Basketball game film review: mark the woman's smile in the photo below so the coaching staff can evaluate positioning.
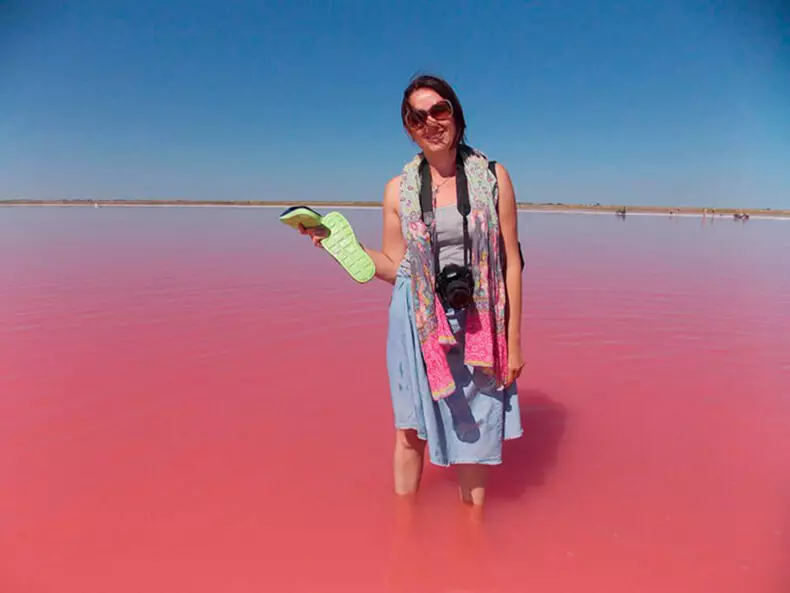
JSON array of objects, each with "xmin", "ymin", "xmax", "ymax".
[{"xmin": 425, "ymin": 129, "xmax": 446, "ymax": 145}]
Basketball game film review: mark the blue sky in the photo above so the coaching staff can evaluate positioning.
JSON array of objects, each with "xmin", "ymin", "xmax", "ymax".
[{"xmin": 2, "ymin": 0, "xmax": 789, "ymax": 208}]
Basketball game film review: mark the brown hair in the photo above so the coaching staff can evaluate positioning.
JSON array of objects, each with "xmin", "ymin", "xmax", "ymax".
[{"xmin": 401, "ymin": 74, "xmax": 468, "ymax": 147}]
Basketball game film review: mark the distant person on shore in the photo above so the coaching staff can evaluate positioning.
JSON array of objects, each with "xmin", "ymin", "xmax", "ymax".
[{"xmin": 300, "ymin": 74, "xmax": 524, "ymax": 511}]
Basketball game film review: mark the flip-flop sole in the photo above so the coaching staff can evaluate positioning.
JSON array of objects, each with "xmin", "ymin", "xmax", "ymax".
[
  {"xmin": 319, "ymin": 212, "xmax": 375, "ymax": 284},
  {"xmin": 279, "ymin": 206, "xmax": 324, "ymax": 230}
]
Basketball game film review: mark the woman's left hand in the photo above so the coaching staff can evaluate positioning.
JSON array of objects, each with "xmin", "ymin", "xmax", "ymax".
[{"xmin": 506, "ymin": 345, "xmax": 525, "ymax": 386}]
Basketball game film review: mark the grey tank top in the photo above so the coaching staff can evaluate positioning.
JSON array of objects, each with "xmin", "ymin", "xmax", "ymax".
[{"xmin": 399, "ymin": 204, "xmax": 466, "ymax": 272}]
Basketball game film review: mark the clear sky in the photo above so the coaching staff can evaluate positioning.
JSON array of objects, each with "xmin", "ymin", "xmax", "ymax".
[{"xmin": 2, "ymin": 0, "xmax": 789, "ymax": 208}]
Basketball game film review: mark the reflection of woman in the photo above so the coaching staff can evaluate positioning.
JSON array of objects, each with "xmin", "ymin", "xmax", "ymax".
[{"xmin": 302, "ymin": 74, "xmax": 524, "ymax": 509}]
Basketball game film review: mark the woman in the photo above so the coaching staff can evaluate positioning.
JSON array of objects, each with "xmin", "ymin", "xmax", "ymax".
[{"xmin": 302, "ymin": 74, "xmax": 524, "ymax": 508}]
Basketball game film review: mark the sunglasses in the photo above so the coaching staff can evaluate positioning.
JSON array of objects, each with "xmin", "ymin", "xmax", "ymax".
[{"xmin": 405, "ymin": 99, "xmax": 454, "ymax": 129}]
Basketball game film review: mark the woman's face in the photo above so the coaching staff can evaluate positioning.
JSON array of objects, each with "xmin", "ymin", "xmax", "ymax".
[{"xmin": 405, "ymin": 87, "xmax": 457, "ymax": 155}]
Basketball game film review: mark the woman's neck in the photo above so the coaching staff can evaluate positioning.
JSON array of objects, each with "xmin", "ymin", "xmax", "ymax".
[{"xmin": 425, "ymin": 147, "xmax": 457, "ymax": 179}]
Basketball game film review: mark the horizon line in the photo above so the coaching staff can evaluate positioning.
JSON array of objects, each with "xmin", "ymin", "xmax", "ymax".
[{"xmin": 1, "ymin": 198, "xmax": 787, "ymax": 217}]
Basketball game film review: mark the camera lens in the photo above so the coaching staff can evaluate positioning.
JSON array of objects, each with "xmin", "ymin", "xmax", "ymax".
[
  {"xmin": 449, "ymin": 292, "xmax": 469, "ymax": 309},
  {"xmin": 446, "ymin": 281, "xmax": 471, "ymax": 309},
  {"xmin": 437, "ymin": 265, "xmax": 474, "ymax": 310}
]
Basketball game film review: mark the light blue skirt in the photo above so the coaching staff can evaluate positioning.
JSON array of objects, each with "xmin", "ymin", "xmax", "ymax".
[{"xmin": 386, "ymin": 268, "xmax": 523, "ymax": 467}]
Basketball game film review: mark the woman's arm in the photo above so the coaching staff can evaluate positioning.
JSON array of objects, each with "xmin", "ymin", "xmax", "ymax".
[
  {"xmin": 300, "ymin": 176, "xmax": 404, "ymax": 285},
  {"xmin": 495, "ymin": 163, "xmax": 525, "ymax": 386}
]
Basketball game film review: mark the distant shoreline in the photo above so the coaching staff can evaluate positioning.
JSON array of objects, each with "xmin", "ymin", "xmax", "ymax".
[{"xmin": 1, "ymin": 199, "xmax": 787, "ymax": 218}]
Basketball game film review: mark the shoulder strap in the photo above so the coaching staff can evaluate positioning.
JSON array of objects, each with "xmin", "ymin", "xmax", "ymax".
[
  {"xmin": 418, "ymin": 158, "xmax": 433, "ymax": 224},
  {"xmin": 417, "ymin": 152, "xmax": 473, "ymax": 269},
  {"xmin": 418, "ymin": 153, "xmax": 471, "ymax": 222}
]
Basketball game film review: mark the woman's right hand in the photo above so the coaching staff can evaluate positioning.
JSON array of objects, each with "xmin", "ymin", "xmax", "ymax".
[{"xmin": 298, "ymin": 223, "xmax": 329, "ymax": 248}]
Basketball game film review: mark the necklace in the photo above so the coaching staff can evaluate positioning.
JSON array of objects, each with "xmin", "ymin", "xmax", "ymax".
[{"xmin": 431, "ymin": 173, "xmax": 452, "ymax": 197}]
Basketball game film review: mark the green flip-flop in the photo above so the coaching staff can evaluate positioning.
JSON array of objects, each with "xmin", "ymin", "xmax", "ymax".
[
  {"xmin": 319, "ymin": 211, "xmax": 376, "ymax": 284},
  {"xmin": 279, "ymin": 206, "xmax": 325, "ymax": 230}
]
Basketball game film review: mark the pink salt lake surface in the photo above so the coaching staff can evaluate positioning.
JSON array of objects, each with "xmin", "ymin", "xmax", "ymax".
[{"xmin": 2, "ymin": 205, "xmax": 789, "ymax": 593}]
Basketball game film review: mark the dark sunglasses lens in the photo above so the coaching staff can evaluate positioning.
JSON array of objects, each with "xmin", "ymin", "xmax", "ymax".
[
  {"xmin": 406, "ymin": 109, "xmax": 427, "ymax": 127},
  {"xmin": 430, "ymin": 101, "xmax": 452, "ymax": 120}
]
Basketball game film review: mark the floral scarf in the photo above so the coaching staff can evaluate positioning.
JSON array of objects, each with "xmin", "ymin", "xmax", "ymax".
[{"xmin": 399, "ymin": 145, "xmax": 509, "ymax": 400}]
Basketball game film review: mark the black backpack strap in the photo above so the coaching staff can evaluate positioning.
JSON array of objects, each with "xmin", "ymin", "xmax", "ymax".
[{"xmin": 488, "ymin": 159, "xmax": 525, "ymax": 271}]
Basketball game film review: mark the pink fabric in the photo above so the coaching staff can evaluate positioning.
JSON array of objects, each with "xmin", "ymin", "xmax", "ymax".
[{"xmin": 399, "ymin": 147, "xmax": 509, "ymax": 400}]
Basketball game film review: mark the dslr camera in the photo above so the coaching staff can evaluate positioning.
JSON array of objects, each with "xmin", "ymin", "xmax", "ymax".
[{"xmin": 435, "ymin": 264, "xmax": 474, "ymax": 310}]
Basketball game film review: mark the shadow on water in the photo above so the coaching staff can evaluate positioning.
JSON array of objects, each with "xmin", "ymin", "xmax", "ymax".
[{"xmin": 487, "ymin": 389, "xmax": 568, "ymax": 500}]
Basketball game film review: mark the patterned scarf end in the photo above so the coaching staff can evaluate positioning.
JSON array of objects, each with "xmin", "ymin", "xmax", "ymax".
[
  {"xmin": 466, "ymin": 362, "xmax": 509, "ymax": 389},
  {"xmin": 430, "ymin": 382, "xmax": 456, "ymax": 401},
  {"xmin": 437, "ymin": 335, "xmax": 456, "ymax": 346},
  {"xmin": 464, "ymin": 358, "xmax": 494, "ymax": 369}
]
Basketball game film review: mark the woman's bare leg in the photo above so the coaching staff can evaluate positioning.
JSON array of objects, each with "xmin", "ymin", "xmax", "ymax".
[
  {"xmin": 456, "ymin": 463, "xmax": 488, "ymax": 507},
  {"xmin": 393, "ymin": 429, "xmax": 426, "ymax": 495}
]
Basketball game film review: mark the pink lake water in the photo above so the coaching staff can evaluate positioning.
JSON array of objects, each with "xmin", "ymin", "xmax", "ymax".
[{"xmin": 1, "ymin": 206, "xmax": 789, "ymax": 593}]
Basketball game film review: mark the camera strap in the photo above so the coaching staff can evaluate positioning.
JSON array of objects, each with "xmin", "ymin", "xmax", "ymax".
[{"xmin": 418, "ymin": 151, "xmax": 471, "ymax": 272}]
